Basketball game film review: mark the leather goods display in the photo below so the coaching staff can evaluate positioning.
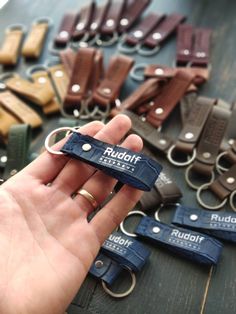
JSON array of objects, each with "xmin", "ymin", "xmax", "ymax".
[
  {"xmin": 59, "ymin": 131, "xmax": 162, "ymax": 191},
  {"xmin": 135, "ymin": 216, "xmax": 223, "ymax": 265},
  {"xmin": 172, "ymin": 204, "xmax": 236, "ymax": 243}
]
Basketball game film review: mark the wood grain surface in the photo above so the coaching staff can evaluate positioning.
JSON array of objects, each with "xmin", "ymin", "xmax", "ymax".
[{"xmin": 0, "ymin": 1, "xmax": 235, "ymax": 313}]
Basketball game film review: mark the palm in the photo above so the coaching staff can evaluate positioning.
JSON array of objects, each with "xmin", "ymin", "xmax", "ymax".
[{"xmin": 0, "ymin": 115, "xmax": 143, "ymax": 314}]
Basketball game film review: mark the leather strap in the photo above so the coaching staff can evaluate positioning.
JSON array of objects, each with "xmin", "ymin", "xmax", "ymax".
[
  {"xmin": 174, "ymin": 97, "xmax": 214, "ymax": 154},
  {"xmin": 224, "ymin": 141, "xmax": 236, "ymax": 164},
  {"xmin": 123, "ymin": 110, "xmax": 173, "ymax": 154},
  {"xmin": 100, "ymin": 0, "xmax": 125, "ymax": 35},
  {"xmin": 176, "ymin": 24, "xmax": 193, "ymax": 65},
  {"xmin": 191, "ymin": 28, "xmax": 212, "ymax": 67},
  {"xmin": 146, "ymin": 71, "xmax": 194, "ymax": 128},
  {"xmin": 30, "ymin": 70, "xmax": 61, "ymax": 114},
  {"xmin": 209, "ymin": 164, "xmax": 236, "ymax": 200},
  {"xmin": 54, "ymin": 12, "xmax": 79, "ymax": 46},
  {"xmin": 221, "ymin": 101, "xmax": 236, "ymax": 151},
  {"xmin": 143, "ymin": 14, "xmax": 185, "ymax": 48},
  {"xmin": 173, "ymin": 204, "xmax": 236, "ymax": 243},
  {"xmin": 22, "ymin": 22, "xmax": 49, "ymax": 58},
  {"xmin": 48, "ymin": 64, "xmax": 69, "ymax": 102},
  {"xmin": 88, "ymin": 49, "xmax": 104, "ymax": 93},
  {"xmin": 63, "ymin": 48, "xmax": 96, "ymax": 111},
  {"xmin": 61, "ymin": 132, "xmax": 162, "ymax": 191},
  {"xmin": 125, "ymin": 13, "xmax": 164, "ymax": 46},
  {"xmin": 192, "ymin": 101, "xmax": 231, "ymax": 176},
  {"xmin": 0, "ymin": 28, "xmax": 24, "ymax": 65},
  {"xmin": 92, "ymin": 54, "xmax": 134, "ymax": 107},
  {"xmin": 0, "ymin": 91, "xmax": 42, "ymax": 128},
  {"xmin": 118, "ymin": 0, "xmax": 151, "ymax": 33},
  {"xmin": 88, "ymin": 0, "xmax": 110, "ymax": 36},
  {"xmin": 135, "ymin": 216, "xmax": 222, "ymax": 265},
  {"xmin": 144, "ymin": 64, "xmax": 209, "ymax": 85},
  {"xmin": 3, "ymin": 124, "xmax": 31, "ymax": 180},
  {"xmin": 72, "ymin": 1, "xmax": 95, "ymax": 40},
  {"xmin": 6, "ymin": 75, "xmax": 54, "ymax": 106},
  {"xmin": 110, "ymin": 78, "xmax": 161, "ymax": 117},
  {"xmin": 59, "ymin": 48, "xmax": 76, "ymax": 77}
]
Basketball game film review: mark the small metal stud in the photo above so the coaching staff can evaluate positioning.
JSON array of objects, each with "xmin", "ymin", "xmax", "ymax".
[
  {"xmin": 55, "ymin": 70, "xmax": 63, "ymax": 78},
  {"xmin": 153, "ymin": 226, "xmax": 161, "ymax": 234},
  {"xmin": 133, "ymin": 30, "xmax": 143, "ymax": 38},
  {"xmin": 120, "ymin": 18, "xmax": 129, "ymax": 26},
  {"xmin": 82, "ymin": 144, "xmax": 92, "ymax": 152},
  {"xmin": 76, "ymin": 22, "xmax": 85, "ymax": 31},
  {"xmin": 154, "ymin": 68, "xmax": 164, "ymax": 75},
  {"xmin": 0, "ymin": 156, "xmax": 7, "ymax": 163},
  {"xmin": 102, "ymin": 88, "xmax": 111, "ymax": 95},
  {"xmin": 203, "ymin": 152, "xmax": 211, "ymax": 159},
  {"xmin": 10, "ymin": 169, "xmax": 17, "ymax": 176},
  {"xmin": 59, "ymin": 31, "xmax": 69, "ymax": 39},
  {"xmin": 155, "ymin": 108, "xmax": 163, "ymax": 115},
  {"xmin": 183, "ymin": 49, "xmax": 190, "ymax": 55},
  {"xmin": 227, "ymin": 177, "xmax": 235, "ymax": 184},
  {"xmin": 159, "ymin": 139, "xmax": 167, "ymax": 145},
  {"xmin": 190, "ymin": 214, "xmax": 198, "ymax": 221},
  {"xmin": 185, "ymin": 132, "xmax": 194, "ymax": 140},
  {"xmin": 91, "ymin": 22, "xmax": 98, "ymax": 30},
  {"xmin": 196, "ymin": 52, "xmax": 206, "ymax": 58},
  {"xmin": 38, "ymin": 77, "xmax": 46, "ymax": 84},
  {"xmin": 106, "ymin": 19, "xmax": 114, "ymax": 27},
  {"xmin": 152, "ymin": 32, "xmax": 162, "ymax": 40},
  {"xmin": 71, "ymin": 84, "xmax": 80, "ymax": 93}
]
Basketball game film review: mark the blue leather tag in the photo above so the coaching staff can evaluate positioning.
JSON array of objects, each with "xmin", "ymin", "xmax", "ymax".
[
  {"xmin": 172, "ymin": 204, "xmax": 236, "ymax": 243},
  {"xmin": 101, "ymin": 231, "xmax": 151, "ymax": 272},
  {"xmin": 135, "ymin": 216, "xmax": 223, "ymax": 265},
  {"xmin": 61, "ymin": 132, "xmax": 162, "ymax": 191},
  {"xmin": 89, "ymin": 252, "xmax": 123, "ymax": 285}
]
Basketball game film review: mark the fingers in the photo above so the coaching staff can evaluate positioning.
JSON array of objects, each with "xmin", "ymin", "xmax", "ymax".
[
  {"xmin": 52, "ymin": 114, "xmax": 132, "ymax": 193},
  {"xmin": 23, "ymin": 121, "xmax": 104, "ymax": 183},
  {"xmin": 73, "ymin": 134, "xmax": 143, "ymax": 215},
  {"xmin": 90, "ymin": 185, "xmax": 143, "ymax": 244}
]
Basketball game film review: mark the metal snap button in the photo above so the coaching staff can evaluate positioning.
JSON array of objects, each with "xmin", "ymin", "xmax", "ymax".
[
  {"xmin": 38, "ymin": 77, "xmax": 47, "ymax": 84},
  {"xmin": 91, "ymin": 22, "xmax": 98, "ymax": 30},
  {"xmin": 59, "ymin": 31, "xmax": 69, "ymax": 39},
  {"xmin": 155, "ymin": 108, "xmax": 164, "ymax": 115},
  {"xmin": 82, "ymin": 143, "xmax": 92, "ymax": 152},
  {"xmin": 76, "ymin": 22, "xmax": 85, "ymax": 31},
  {"xmin": 106, "ymin": 19, "xmax": 114, "ymax": 27},
  {"xmin": 185, "ymin": 132, "xmax": 194, "ymax": 140},
  {"xmin": 71, "ymin": 84, "xmax": 80, "ymax": 93},
  {"xmin": 133, "ymin": 30, "xmax": 143, "ymax": 38},
  {"xmin": 152, "ymin": 32, "xmax": 162, "ymax": 40},
  {"xmin": 227, "ymin": 177, "xmax": 235, "ymax": 184},
  {"xmin": 54, "ymin": 70, "xmax": 63, "ymax": 78},
  {"xmin": 120, "ymin": 18, "xmax": 129, "ymax": 26},
  {"xmin": 152, "ymin": 226, "xmax": 161, "ymax": 233},
  {"xmin": 154, "ymin": 68, "xmax": 164, "ymax": 75},
  {"xmin": 190, "ymin": 214, "xmax": 198, "ymax": 221}
]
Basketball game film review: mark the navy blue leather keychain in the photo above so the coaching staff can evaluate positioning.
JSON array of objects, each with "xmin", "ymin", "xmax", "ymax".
[
  {"xmin": 45, "ymin": 127, "xmax": 162, "ymax": 191},
  {"xmin": 172, "ymin": 204, "xmax": 236, "ymax": 243}
]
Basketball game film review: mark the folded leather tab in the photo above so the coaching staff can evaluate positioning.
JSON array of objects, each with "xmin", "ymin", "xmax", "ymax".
[
  {"xmin": 22, "ymin": 21, "xmax": 49, "ymax": 58},
  {"xmin": 173, "ymin": 205, "xmax": 236, "ymax": 243},
  {"xmin": 100, "ymin": 0, "xmax": 125, "ymax": 35},
  {"xmin": 135, "ymin": 216, "xmax": 223, "ymax": 265},
  {"xmin": 0, "ymin": 91, "xmax": 42, "ymax": 128},
  {"xmin": 92, "ymin": 54, "xmax": 134, "ymax": 107},
  {"xmin": 54, "ymin": 12, "xmax": 79, "ymax": 46},
  {"xmin": 87, "ymin": 1, "xmax": 110, "ymax": 37},
  {"xmin": 143, "ymin": 14, "xmax": 185, "ymax": 48},
  {"xmin": 6, "ymin": 75, "xmax": 54, "ymax": 106},
  {"xmin": 72, "ymin": 1, "xmax": 95, "ymax": 41},
  {"xmin": 63, "ymin": 48, "xmax": 96, "ymax": 111},
  {"xmin": 123, "ymin": 110, "xmax": 173, "ymax": 154},
  {"xmin": 176, "ymin": 24, "xmax": 193, "ymax": 65},
  {"xmin": 140, "ymin": 171, "xmax": 182, "ymax": 211},
  {"xmin": 191, "ymin": 28, "xmax": 212, "ymax": 67},
  {"xmin": 61, "ymin": 132, "xmax": 162, "ymax": 191},
  {"xmin": 146, "ymin": 71, "xmax": 194, "ymax": 128},
  {"xmin": 89, "ymin": 252, "xmax": 123, "ymax": 285},
  {"xmin": 48, "ymin": 64, "xmax": 69, "ymax": 102},
  {"xmin": 101, "ymin": 231, "xmax": 151, "ymax": 271},
  {"xmin": 118, "ymin": 0, "xmax": 151, "ymax": 33},
  {"xmin": 0, "ymin": 26, "xmax": 24, "ymax": 65}
]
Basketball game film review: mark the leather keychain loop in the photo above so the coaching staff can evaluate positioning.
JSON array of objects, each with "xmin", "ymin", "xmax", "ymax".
[
  {"xmin": 138, "ymin": 14, "xmax": 185, "ymax": 57},
  {"xmin": 190, "ymin": 28, "xmax": 212, "ymax": 67},
  {"xmin": 0, "ymin": 24, "xmax": 26, "ymax": 65},
  {"xmin": 176, "ymin": 24, "xmax": 193, "ymax": 66},
  {"xmin": 120, "ymin": 210, "xmax": 147, "ymax": 238},
  {"xmin": 96, "ymin": 0, "xmax": 125, "ymax": 47},
  {"xmin": 216, "ymin": 140, "xmax": 236, "ymax": 174},
  {"xmin": 118, "ymin": 13, "xmax": 164, "ymax": 54}
]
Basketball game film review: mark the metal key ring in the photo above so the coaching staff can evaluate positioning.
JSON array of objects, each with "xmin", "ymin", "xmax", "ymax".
[
  {"xmin": 117, "ymin": 38, "xmax": 138, "ymax": 54},
  {"xmin": 6, "ymin": 23, "xmax": 27, "ymax": 34},
  {"xmin": 45, "ymin": 127, "xmax": 79, "ymax": 155},
  {"xmin": 102, "ymin": 267, "xmax": 136, "ymax": 298},
  {"xmin": 230, "ymin": 190, "xmax": 236, "ymax": 212},
  {"xmin": 120, "ymin": 210, "xmax": 147, "ymax": 237},
  {"xmin": 95, "ymin": 32, "xmax": 119, "ymax": 47},
  {"xmin": 26, "ymin": 64, "xmax": 49, "ymax": 79},
  {"xmin": 137, "ymin": 44, "xmax": 160, "ymax": 57},
  {"xmin": 216, "ymin": 151, "xmax": 230, "ymax": 174},
  {"xmin": 196, "ymin": 183, "xmax": 228, "ymax": 210},
  {"xmin": 167, "ymin": 145, "xmax": 196, "ymax": 167},
  {"xmin": 155, "ymin": 203, "xmax": 181, "ymax": 221},
  {"xmin": 185, "ymin": 164, "xmax": 215, "ymax": 190},
  {"xmin": 48, "ymin": 41, "xmax": 68, "ymax": 56},
  {"xmin": 129, "ymin": 63, "xmax": 147, "ymax": 82},
  {"xmin": 33, "ymin": 16, "xmax": 53, "ymax": 27},
  {"xmin": 70, "ymin": 33, "xmax": 91, "ymax": 50}
]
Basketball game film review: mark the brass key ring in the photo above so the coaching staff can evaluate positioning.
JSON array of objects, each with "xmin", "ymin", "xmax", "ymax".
[
  {"xmin": 129, "ymin": 63, "xmax": 147, "ymax": 82},
  {"xmin": 120, "ymin": 210, "xmax": 147, "ymax": 237},
  {"xmin": 102, "ymin": 267, "xmax": 136, "ymax": 298},
  {"xmin": 196, "ymin": 183, "xmax": 227, "ymax": 210},
  {"xmin": 185, "ymin": 164, "xmax": 215, "ymax": 190},
  {"xmin": 230, "ymin": 190, "xmax": 236, "ymax": 212},
  {"xmin": 167, "ymin": 145, "xmax": 197, "ymax": 167}
]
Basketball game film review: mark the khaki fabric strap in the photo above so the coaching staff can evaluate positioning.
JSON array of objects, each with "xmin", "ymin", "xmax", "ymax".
[
  {"xmin": 22, "ymin": 22, "xmax": 49, "ymax": 58},
  {"xmin": 0, "ymin": 29, "xmax": 24, "ymax": 65},
  {"xmin": 0, "ymin": 106, "xmax": 19, "ymax": 140},
  {"xmin": 48, "ymin": 64, "xmax": 69, "ymax": 102},
  {"xmin": 0, "ymin": 91, "xmax": 42, "ymax": 128},
  {"xmin": 30, "ymin": 70, "xmax": 61, "ymax": 114},
  {"xmin": 6, "ymin": 75, "xmax": 54, "ymax": 106}
]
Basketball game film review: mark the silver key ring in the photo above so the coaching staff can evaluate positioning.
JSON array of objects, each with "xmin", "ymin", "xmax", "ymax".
[
  {"xmin": 129, "ymin": 63, "xmax": 147, "ymax": 82},
  {"xmin": 137, "ymin": 44, "xmax": 160, "ymax": 57},
  {"xmin": 95, "ymin": 32, "xmax": 119, "ymax": 47},
  {"xmin": 33, "ymin": 16, "xmax": 53, "ymax": 27},
  {"xmin": 6, "ymin": 23, "xmax": 27, "ymax": 34},
  {"xmin": 196, "ymin": 183, "xmax": 227, "ymax": 210},
  {"xmin": 117, "ymin": 37, "xmax": 138, "ymax": 54},
  {"xmin": 102, "ymin": 267, "xmax": 136, "ymax": 298},
  {"xmin": 154, "ymin": 203, "xmax": 180, "ymax": 221},
  {"xmin": 216, "ymin": 151, "xmax": 230, "ymax": 174},
  {"xmin": 120, "ymin": 210, "xmax": 146, "ymax": 237},
  {"xmin": 230, "ymin": 190, "xmax": 236, "ymax": 212},
  {"xmin": 70, "ymin": 33, "xmax": 91, "ymax": 49},
  {"xmin": 26, "ymin": 64, "xmax": 49, "ymax": 79},
  {"xmin": 167, "ymin": 145, "xmax": 196, "ymax": 167},
  {"xmin": 185, "ymin": 164, "xmax": 215, "ymax": 190},
  {"xmin": 45, "ymin": 127, "xmax": 79, "ymax": 155}
]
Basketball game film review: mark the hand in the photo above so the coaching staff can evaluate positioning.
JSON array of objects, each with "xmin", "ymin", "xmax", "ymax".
[{"xmin": 0, "ymin": 115, "xmax": 143, "ymax": 314}]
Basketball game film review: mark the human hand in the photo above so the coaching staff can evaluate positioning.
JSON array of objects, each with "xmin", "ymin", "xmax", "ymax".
[{"xmin": 0, "ymin": 115, "xmax": 143, "ymax": 314}]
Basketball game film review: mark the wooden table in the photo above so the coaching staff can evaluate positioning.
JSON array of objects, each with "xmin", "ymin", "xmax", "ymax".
[{"xmin": 0, "ymin": 1, "xmax": 235, "ymax": 313}]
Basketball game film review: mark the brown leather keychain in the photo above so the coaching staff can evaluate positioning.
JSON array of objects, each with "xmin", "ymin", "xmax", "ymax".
[
  {"xmin": 190, "ymin": 28, "xmax": 212, "ymax": 67},
  {"xmin": 22, "ymin": 17, "xmax": 52, "ymax": 59},
  {"xmin": 0, "ymin": 24, "xmax": 26, "ymax": 65}
]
